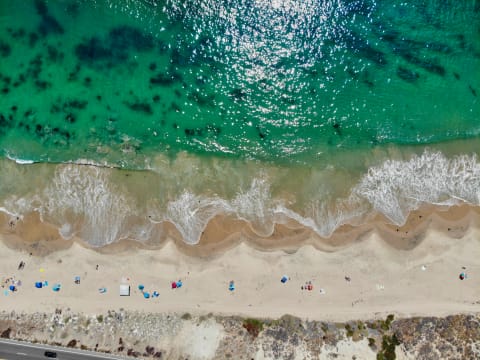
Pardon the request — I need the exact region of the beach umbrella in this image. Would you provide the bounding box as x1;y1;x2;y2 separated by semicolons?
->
171;281;177;289
52;284;61;292
459;272;466;280
229;281;235;291
74;276;81;284
152;291;159;298
176;280;183;288
281;276;288;283
35;282;42;289
9;285;15;291
143;292;150;299
138;284;145;290
99;287;107;293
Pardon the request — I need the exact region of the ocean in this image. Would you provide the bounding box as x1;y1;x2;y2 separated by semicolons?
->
0;0;479;246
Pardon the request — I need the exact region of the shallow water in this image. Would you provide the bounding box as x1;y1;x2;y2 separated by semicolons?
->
0;0;479;246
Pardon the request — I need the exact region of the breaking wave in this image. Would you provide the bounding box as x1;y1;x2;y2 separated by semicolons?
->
353;151;480;224
1;150;480;246
160;151;480;243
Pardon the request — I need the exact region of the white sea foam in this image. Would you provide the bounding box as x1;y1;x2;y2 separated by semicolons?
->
41;165;136;246
1;150;480;246
231;178;276;235
163;150;480;243
353;151;480;225
163;176;285;243
12;159;35;165
5;153;35;165
0;207;20;218
273;195;370;238
163;174;364;243
166;191;231;244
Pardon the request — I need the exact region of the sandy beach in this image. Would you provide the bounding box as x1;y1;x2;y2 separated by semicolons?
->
0;205;479;322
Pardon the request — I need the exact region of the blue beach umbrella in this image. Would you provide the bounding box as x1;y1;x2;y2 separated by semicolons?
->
176;280;183;288
228;281;235;291
281;275;288;283
138;284;144;290
143;292;150;299
35;282;43;288
52;284;61;292
9;285;15;291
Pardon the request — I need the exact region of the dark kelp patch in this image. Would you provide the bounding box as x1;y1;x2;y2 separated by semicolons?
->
401;52;446;76
150;71;182;86
124;101;153;115
39;14;64;36
34;0;48;16
0;39;12;58
344;32;387;66
109;26;154;51
188;90;216;107
397;66;420;83
74;26;156;67
469;85;477;97
34;0;64;37
46;45;64;63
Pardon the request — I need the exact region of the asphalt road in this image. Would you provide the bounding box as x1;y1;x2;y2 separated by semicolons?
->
0;339;128;360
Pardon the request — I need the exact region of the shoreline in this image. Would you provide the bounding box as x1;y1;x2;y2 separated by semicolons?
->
0;203;479;323
2;202;479;257
2;148;480;247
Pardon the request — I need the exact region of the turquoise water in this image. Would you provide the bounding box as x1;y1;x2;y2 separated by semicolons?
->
0;0;479;246
0;0;479;165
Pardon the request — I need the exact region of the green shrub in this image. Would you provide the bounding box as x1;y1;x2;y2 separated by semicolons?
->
345;324;354;337
242;318;264;338
181;313;192;320
377;334;401;360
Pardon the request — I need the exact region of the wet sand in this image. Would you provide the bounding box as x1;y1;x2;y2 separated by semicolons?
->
0;204;479;321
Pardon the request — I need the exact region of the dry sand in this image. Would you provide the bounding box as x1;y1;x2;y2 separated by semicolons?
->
0;205;479;322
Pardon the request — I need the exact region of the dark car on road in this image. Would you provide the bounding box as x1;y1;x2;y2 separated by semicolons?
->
44;351;57;358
